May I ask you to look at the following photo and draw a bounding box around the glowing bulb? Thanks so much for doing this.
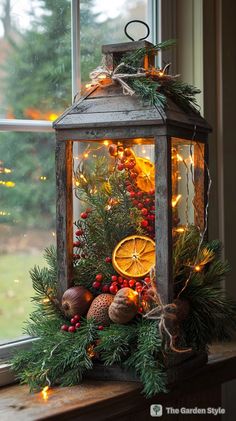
[83,153,89,159]
[52,232,56,237]
[172,194,182,207]
[103,140,110,146]
[159,71,164,77]
[4,168,12,174]
[40,176,47,181]
[43,298,50,304]
[41,386,49,401]
[177,154,183,162]
[48,113,58,121]
[85,83,92,89]
[175,227,185,233]
[98,74,107,80]
[194,265,201,272]
[14,279,20,283]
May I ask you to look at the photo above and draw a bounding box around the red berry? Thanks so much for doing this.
[129,279,136,287]
[105,257,112,263]
[132,199,139,205]
[127,161,135,169]
[136,281,142,287]
[117,163,125,171]
[73,254,80,260]
[95,274,103,282]
[75,229,84,236]
[98,325,104,330]
[123,279,129,287]
[129,191,136,198]
[144,277,151,283]
[130,171,138,179]
[68,326,76,333]
[138,307,144,313]
[141,219,149,228]
[102,285,110,293]
[126,185,133,192]
[141,208,148,216]
[109,284,118,294]
[151,206,155,211]
[147,226,154,233]
[137,202,143,209]
[149,189,155,195]
[111,275,118,282]
[124,148,132,157]
[71,318,76,324]
[61,324,68,331]
[81,212,88,219]
[136,286,142,293]
[73,314,81,322]
[118,276,123,285]
[144,198,151,204]
[137,191,143,198]
[92,281,101,289]
[75,322,81,329]
[73,241,82,247]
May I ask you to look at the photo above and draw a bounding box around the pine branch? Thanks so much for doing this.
[123,39,176,68]
[96,323,137,365]
[125,319,167,397]
[11,319,98,391]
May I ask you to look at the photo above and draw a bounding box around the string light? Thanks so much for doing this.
[176,154,183,162]
[41,385,49,401]
[0,180,15,187]
[172,194,182,208]
[103,140,110,146]
[40,176,47,181]
[42,298,50,304]
[194,265,201,272]
[87,345,96,358]
[85,83,92,89]
[0,211,11,216]
[83,152,89,159]
[0,167,12,174]
[175,227,185,233]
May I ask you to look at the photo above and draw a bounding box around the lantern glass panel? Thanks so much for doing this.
[72,138,155,277]
[171,137,205,233]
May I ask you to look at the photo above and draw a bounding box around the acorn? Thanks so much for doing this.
[62,286,93,317]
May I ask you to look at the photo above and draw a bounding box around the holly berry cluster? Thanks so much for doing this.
[108,144,155,238]
[61,314,104,333]
[73,209,92,261]
[127,186,155,238]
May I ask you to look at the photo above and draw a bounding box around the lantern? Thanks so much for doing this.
[53,40,211,305]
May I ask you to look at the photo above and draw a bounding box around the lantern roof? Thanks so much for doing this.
[53,41,211,138]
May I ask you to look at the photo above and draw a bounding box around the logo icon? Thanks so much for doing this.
[150,404,163,417]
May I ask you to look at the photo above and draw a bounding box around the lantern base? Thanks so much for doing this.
[85,351,208,385]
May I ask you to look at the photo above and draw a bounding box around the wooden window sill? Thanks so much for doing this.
[1,343,236,421]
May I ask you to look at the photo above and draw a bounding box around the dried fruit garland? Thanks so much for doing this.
[11,145,236,397]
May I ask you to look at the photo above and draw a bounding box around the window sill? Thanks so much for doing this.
[1,343,236,421]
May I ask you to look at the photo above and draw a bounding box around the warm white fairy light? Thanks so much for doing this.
[172,194,182,208]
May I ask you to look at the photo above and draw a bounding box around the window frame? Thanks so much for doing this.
[0,0,154,384]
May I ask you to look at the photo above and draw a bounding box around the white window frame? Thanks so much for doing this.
[0,0,155,385]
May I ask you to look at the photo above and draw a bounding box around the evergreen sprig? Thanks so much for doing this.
[125,319,167,397]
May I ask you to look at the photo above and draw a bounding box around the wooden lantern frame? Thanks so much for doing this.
[53,41,211,303]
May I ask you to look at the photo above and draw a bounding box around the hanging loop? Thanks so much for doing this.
[124,20,150,42]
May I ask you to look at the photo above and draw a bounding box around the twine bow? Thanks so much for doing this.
[89,62,147,96]
[144,268,192,354]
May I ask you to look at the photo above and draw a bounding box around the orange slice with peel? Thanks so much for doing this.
[112,235,155,279]
[134,157,155,192]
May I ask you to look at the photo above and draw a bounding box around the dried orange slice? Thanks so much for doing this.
[135,157,155,192]
[112,235,155,279]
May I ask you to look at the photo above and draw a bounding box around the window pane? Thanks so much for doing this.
[80,0,148,86]
[0,0,71,119]
[0,132,56,343]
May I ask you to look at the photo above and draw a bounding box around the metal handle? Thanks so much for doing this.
[124,20,150,42]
